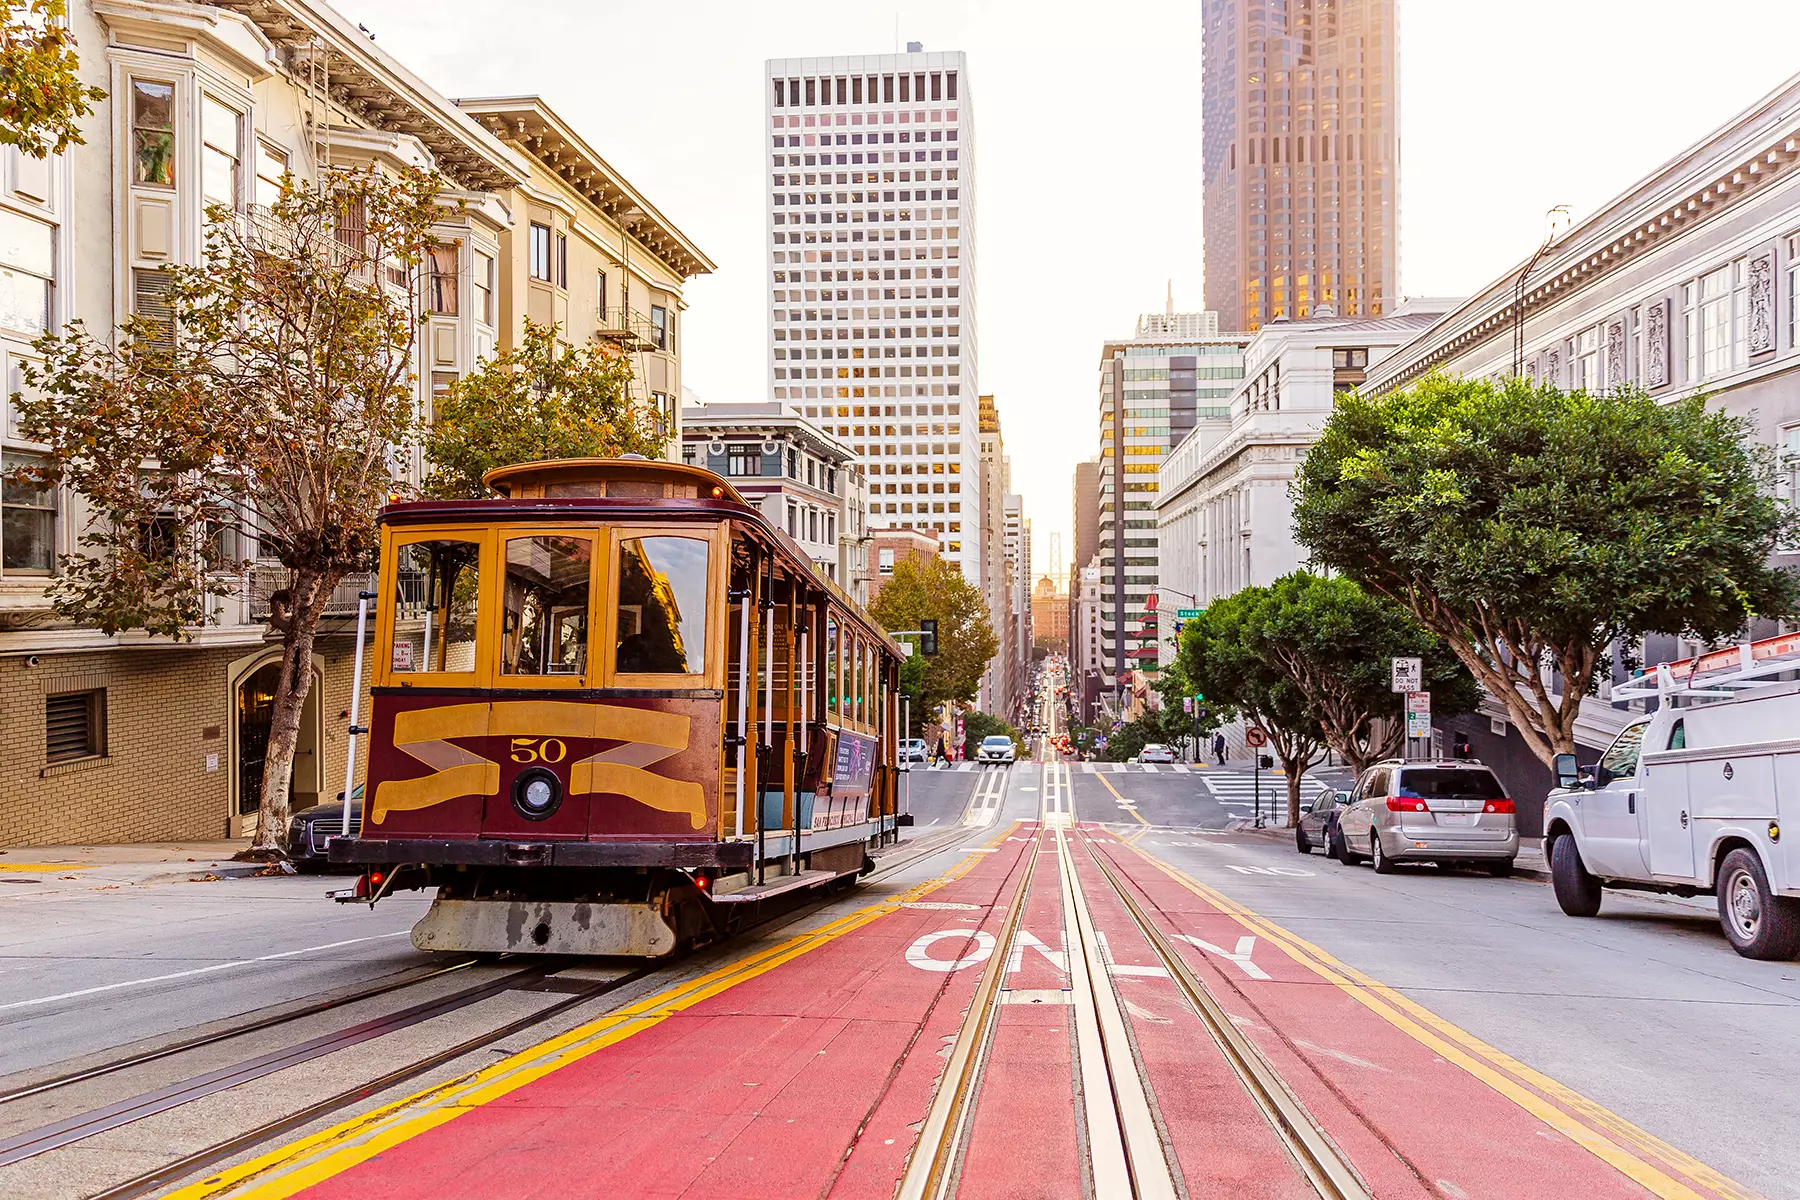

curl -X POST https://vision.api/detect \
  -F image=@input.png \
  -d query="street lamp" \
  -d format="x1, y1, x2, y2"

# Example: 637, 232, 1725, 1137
1512, 205, 1572, 379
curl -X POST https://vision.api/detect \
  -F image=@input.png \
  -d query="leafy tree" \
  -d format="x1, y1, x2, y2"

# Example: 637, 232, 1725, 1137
896, 650, 928, 737
868, 555, 997, 713
1174, 588, 1327, 824
1293, 375, 1799, 766
10, 168, 445, 856
423, 318, 658, 498
1257, 571, 1480, 778
0, 1, 106, 158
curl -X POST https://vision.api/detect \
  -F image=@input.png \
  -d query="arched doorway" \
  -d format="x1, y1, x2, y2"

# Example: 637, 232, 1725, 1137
230, 653, 323, 835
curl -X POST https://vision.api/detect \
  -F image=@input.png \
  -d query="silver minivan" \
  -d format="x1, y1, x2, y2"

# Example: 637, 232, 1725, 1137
1333, 759, 1518, 875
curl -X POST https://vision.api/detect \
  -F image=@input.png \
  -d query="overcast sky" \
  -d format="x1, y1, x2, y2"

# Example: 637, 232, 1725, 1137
343, 0, 1797, 580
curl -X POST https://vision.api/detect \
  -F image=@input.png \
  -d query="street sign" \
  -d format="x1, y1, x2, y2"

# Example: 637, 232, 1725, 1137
1405, 691, 1432, 738
1177, 608, 1202, 619
1391, 656, 1422, 692
1245, 727, 1268, 748
1183, 697, 1193, 714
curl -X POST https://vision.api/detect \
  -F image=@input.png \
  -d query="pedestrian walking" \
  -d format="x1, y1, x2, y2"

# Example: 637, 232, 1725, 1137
1213, 731, 1227, 766
936, 734, 950, 768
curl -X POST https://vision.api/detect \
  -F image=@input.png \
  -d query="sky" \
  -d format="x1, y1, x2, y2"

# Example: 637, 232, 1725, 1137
342, 0, 1798, 581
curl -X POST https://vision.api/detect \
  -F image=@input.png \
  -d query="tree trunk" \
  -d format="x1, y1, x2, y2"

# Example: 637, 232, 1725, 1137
1286, 769, 1304, 828
250, 570, 329, 856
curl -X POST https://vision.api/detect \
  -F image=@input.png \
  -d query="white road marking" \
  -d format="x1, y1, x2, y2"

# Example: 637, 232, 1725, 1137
1172, 765, 1191, 774
906, 929, 996, 972
0, 931, 412, 1013
1111, 763, 1125, 774
1174, 933, 1270, 980
1142, 765, 1160, 774
957, 762, 975, 772
1083, 764, 1097, 774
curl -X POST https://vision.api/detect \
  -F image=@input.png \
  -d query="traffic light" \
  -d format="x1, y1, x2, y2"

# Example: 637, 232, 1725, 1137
919, 618, 938, 656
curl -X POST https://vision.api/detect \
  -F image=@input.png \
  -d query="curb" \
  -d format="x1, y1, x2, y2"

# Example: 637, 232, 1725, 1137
1226, 819, 1551, 880
138, 863, 283, 885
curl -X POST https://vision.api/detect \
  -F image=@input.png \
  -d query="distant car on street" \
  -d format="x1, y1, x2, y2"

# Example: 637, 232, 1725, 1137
1333, 760, 1518, 874
901, 738, 929, 765
1137, 744, 1176, 764
287, 784, 363, 872
1295, 784, 1349, 855
977, 735, 1017, 765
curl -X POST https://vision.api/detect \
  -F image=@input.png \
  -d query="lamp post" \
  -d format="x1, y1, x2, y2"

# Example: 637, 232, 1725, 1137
1512, 205, 1572, 379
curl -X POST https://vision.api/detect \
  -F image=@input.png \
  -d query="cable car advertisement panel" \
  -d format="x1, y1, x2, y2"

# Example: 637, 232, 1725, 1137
816, 728, 877, 831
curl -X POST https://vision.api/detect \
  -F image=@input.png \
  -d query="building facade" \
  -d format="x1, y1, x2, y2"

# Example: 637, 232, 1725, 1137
1003, 494, 1030, 718
1357, 70, 1800, 831
0, 0, 706, 847
680, 401, 868, 601
762, 49, 981, 587
1072, 565, 1106, 725
1201, 0, 1399, 332
1155, 300, 1454, 669
976, 393, 1013, 716
866, 526, 940, 607
1093, 308, 1249, 711
1032, 575, 1068, 655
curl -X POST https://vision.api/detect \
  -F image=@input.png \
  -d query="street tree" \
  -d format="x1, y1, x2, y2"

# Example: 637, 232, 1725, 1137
1258, 571, 1480, 778
1172, 587, 1327, 824
0, 1, 106, 158
1292, 374, 1798, 767
423, 318, 658, 499
868, 555, 997, 714
9, 167, 445, 856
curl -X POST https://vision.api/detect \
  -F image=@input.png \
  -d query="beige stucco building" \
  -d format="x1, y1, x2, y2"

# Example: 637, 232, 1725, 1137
0, 0, 708, 847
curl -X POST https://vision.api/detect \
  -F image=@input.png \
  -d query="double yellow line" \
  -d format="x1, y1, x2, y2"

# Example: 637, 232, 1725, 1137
1116, 838, 1762, 1200
170, 822, 1024, 1200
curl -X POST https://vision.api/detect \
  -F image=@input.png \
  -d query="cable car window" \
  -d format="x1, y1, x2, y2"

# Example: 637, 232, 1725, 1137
391, 539, 480, 674
826, 616, 839, 714
855, 638, 867, 726
501, 535, 592, 676
616, 536, 709, 674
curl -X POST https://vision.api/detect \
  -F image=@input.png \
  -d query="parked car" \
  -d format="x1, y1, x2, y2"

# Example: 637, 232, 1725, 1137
1296, 784, 1349, 855
287, 784, 363, 872
901, 738, 929, 766
1545, 679, 1800, 959
1137, 743, 1177, 764
978, 735, 1017, 765
1333, 760, 1518, 874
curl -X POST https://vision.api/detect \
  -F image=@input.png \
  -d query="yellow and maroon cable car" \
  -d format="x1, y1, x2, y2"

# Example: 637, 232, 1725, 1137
329, 457, 904, 956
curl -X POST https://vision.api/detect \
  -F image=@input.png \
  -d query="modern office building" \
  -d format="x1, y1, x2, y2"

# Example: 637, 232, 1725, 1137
763, 48, 981, 589
976, 394, 1014, 716
1201, 0, 1399, 332
1093, 307, 1249, 712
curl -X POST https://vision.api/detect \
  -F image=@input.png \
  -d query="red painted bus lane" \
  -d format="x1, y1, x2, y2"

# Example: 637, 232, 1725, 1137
1090, 832, 1746, 1200
202, 825, 1036, 1200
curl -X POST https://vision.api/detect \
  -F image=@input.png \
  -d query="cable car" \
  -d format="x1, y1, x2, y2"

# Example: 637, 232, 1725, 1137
329, 457, 904, 956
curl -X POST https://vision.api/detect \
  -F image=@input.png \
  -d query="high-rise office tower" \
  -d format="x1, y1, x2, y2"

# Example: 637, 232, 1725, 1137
1201, 0, 1398, 332
764, 49, 980, 586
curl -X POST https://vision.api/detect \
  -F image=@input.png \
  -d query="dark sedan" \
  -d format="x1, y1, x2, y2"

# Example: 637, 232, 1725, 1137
287, 784, 363, 871
1295, 784, 1349, 856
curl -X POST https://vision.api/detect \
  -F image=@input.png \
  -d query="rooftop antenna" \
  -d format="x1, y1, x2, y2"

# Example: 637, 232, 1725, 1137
1165, 279, 1173, 316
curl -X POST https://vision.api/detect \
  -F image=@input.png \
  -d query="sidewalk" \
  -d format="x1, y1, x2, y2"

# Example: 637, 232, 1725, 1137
0, 838, 270, 890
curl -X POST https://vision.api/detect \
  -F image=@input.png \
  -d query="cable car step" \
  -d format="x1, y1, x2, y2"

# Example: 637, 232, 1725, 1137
709, 870, 841, 903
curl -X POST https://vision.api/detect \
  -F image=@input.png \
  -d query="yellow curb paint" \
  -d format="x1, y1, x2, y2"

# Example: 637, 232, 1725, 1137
167, 821, 1028, 1200
0, 863, 93, 872
1116, 836, 1760, 1200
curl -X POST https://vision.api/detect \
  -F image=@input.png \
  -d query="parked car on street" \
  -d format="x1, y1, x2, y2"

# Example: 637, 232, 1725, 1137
1296, 784, 1349, 855
1545, 668, 1800, 959
1137, 743, 1176, 764
901, 738, 929, 765
978, 735, 1017, 765
1333, 760, 1518, 874
287, 784, 363, 872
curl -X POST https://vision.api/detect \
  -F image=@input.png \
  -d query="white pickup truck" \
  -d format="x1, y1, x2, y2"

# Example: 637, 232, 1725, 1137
1543, 679, 1800, 959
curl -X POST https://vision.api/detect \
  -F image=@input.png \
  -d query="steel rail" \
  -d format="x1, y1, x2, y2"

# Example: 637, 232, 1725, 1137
1078, 834, 1374, 1200
895, 825, 1041, 1200
86, 965, 656, 1200
0, 957, 480, 1106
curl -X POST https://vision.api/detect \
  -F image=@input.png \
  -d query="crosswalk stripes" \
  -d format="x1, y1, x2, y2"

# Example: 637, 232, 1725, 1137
1172, 765, 1191, 774
1141, 764, 1160, 773
1082, 763, 1097, 774
1199, 771, 1328, 809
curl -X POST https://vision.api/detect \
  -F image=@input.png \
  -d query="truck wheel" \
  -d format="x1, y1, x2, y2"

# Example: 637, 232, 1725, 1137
1716, 848, 1800, 960
1371, 832, 1398, 874
1550, 835, 1602, 918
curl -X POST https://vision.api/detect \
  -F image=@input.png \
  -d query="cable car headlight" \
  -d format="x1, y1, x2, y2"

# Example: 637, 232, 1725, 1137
512, 767, 563, 821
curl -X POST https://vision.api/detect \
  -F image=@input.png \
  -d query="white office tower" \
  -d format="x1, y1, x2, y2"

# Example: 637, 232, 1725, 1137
764, 48, 980, 586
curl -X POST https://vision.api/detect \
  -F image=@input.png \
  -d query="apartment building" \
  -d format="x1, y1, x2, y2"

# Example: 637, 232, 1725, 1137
1093, 307, 1249, 709
0, 0, 707, 847
1202, 0, 1399, 332
762, 48, 981, 588
1359, 69, 1800, 828
457, 97, 713, 451
866, 526, 940, 607
680, 401, 868, 601
1031, 576, 1068, 655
